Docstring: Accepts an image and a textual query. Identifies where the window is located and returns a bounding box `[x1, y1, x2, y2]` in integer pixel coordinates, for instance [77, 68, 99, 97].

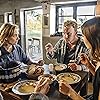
[58, 7, 73, 32]
[56, 1, 96, 35]
[8, 13, 13, 23]
[4, 12, 13, 24]
[77, 5, 95, 34]
[24, 8, 43, 61]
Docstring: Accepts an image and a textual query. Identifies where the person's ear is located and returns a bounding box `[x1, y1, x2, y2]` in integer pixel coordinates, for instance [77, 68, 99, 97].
[5, 38, 7, 41]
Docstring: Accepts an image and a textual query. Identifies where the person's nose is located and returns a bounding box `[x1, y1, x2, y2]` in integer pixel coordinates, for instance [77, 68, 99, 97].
[65, 33, 68, 39]
[17, 36, 20, 40]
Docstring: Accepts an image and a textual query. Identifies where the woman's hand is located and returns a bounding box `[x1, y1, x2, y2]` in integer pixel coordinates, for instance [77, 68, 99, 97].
[59, 81, 85, 100]
[34, 78, 50, 94]
[45, 43, 53, 52]
[80, 53, 95, 76]
[59, 80, 72, 96]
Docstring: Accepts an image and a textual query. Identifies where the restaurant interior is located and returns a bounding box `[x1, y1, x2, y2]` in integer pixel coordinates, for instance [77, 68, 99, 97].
[0, 0, 100, 100]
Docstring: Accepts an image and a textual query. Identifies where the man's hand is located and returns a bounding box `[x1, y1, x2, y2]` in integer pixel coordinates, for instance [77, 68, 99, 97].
[68, 63, 78, 71]
[80, 53, 90, 65]
[45, 43, 53, 52]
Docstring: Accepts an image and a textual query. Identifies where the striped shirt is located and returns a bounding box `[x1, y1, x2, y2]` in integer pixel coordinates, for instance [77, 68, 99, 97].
[46, 37, 89, 71]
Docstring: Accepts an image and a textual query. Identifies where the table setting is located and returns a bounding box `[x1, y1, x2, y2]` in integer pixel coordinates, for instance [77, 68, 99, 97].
[0, 60, 88, 100]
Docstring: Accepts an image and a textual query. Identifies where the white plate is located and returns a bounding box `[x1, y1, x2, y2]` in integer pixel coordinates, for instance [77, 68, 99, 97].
[38, 74, 56, 84]
[56, 73, 81, 84]
[54, 64, 67, 71]
[12, 80, 36, 95]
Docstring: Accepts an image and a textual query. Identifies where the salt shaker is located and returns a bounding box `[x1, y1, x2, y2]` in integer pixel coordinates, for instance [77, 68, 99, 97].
[49, 64, 55, 74]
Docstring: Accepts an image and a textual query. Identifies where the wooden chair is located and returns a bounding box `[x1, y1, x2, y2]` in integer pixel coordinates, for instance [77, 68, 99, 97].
[0, 90, 22, 100]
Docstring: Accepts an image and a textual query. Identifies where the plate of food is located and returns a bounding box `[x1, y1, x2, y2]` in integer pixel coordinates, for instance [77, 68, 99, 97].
[56, 73, 81, 84]
[26, 64, 44, 79]
[38, 74, 56, 84]
[54, 63, 67, 71]
[12, 80, 36, 95]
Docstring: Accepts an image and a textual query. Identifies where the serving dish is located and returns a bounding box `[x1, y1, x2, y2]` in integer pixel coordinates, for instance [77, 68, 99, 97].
[56, 73, 81, 84]
[12, 80, 36, 95]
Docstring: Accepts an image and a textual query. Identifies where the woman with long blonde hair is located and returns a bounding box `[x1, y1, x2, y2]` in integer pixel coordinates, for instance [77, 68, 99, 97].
[0, 23, 33, 82]
[0, 23, 33, 64]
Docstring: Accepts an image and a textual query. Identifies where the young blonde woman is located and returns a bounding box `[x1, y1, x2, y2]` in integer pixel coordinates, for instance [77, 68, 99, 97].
[0, 23, 33, 64]
[0, 23, 50, 99]
[59, 17, 100, 100]
[0, 23, 34, 82]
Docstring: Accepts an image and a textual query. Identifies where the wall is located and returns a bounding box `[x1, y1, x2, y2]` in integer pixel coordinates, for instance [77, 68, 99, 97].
[0, 0, 40, 15]
[96, 0, 100, 15]
[0, 0, 41, 26]
[0, 0, 75, 15]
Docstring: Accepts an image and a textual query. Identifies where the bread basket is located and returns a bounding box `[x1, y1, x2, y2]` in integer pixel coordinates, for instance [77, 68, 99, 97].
[26, 64, 44, 80]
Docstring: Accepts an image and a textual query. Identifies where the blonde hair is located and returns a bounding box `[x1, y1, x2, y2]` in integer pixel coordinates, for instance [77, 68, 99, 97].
[64, 20, 77, 32]
[0, 23, 18, 46]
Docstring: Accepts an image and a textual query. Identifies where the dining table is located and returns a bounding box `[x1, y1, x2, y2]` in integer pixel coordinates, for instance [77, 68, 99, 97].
[43, 64, 88, 100]
[0, 64, 88, 100]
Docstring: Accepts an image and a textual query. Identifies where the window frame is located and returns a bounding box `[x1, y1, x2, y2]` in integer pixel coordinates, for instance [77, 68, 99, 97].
[55, 1, 97, 36]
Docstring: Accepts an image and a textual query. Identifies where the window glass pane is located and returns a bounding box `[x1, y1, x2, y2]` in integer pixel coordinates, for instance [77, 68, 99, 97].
[59, 17, 64, 24]
[9, 14, 12, 22]
[58, 24, 63, 32]
[77, 16, 94, 24]
[56, 2, 96, 35]
[58, 7, 73, 33]
[59, 7, 73, 16]
[77, 16, 94, 34]
[59, 16, 73, 24]
[58, 16, 73, 32]
[25, 9, 42, 37]
[77, 6, 95, 15]
[25, 8, 43, 60]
